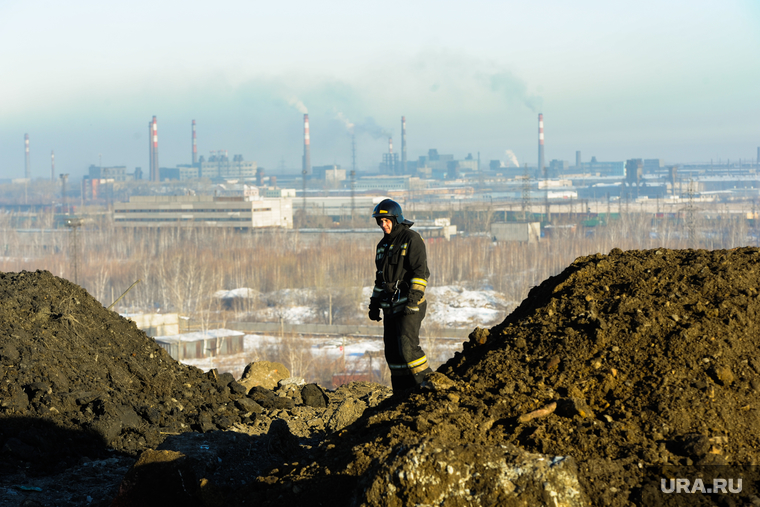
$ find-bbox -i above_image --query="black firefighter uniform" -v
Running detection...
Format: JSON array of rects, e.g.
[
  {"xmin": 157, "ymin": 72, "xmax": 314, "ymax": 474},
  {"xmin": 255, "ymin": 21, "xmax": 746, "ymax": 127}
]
[{"xmin": 370, "ymin": 223, "xmax": 433, "ymax": 391}]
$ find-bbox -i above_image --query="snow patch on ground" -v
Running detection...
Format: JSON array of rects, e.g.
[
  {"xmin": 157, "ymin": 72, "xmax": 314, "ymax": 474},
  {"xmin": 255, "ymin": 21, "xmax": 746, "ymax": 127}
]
[{"xmin": 224, "ymin": 285, "xmax": 515, "ymax": 328}]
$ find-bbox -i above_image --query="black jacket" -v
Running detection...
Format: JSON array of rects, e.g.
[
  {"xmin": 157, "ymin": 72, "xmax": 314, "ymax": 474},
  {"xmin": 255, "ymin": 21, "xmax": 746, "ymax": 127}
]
[{"xmin": 370, "ymin": 224, "xmax": 429, "ymax": 311}]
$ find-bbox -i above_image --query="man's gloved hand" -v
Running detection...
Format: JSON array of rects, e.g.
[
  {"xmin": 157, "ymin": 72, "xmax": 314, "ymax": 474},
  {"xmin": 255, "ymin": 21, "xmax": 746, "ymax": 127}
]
[
  {"xmin": 404, "ymin": 289, "xmax": 424, "ymax": 316},
  {"xmin": 368, "ymin": 305, "xmax": 382, "ymax": 322}
]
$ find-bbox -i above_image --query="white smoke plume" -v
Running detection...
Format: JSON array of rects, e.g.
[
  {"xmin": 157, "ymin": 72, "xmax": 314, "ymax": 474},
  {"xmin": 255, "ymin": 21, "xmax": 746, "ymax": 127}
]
[
  {"xmin": 489, "ymin": 71, "xmax": 543, "ymax": 113},
  {"xmin": 505, "ymin": 150, "xmax": 520, "ymax": 167},
  {"xmin": 336, "ymin": 112, "xmax": 354, "ymax": 132},
  {"xmin": 288, "ymin": 97, "xmax": 308, "ymax": 114},
  {"xmin": 354, "ymin": 117, "xmax": 391, "ymax": 139}
]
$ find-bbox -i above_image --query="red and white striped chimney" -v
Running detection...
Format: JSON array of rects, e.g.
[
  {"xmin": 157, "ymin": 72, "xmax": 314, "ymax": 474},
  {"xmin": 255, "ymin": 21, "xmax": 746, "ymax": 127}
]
[
  {"xmin": 151, "ymin": 116, "xmax": 159, "ymax": 181},
  {"xmin": 302, "ymin": 114, "xmax": 311, "ymax": 175},
  {"xmin": 24, "ymin": 134, "xmax": 30, "ymax": 179},
  {"xmin": 148, "ymin": 121, "xmax": 153, "ymax": 180},
  {"xmin": 192, "ymin": 120, "xmax": 197, "ymax": 165},
  {"xmin": 538, "ymin": 113, "xmax": 545, "ymax": 175}
]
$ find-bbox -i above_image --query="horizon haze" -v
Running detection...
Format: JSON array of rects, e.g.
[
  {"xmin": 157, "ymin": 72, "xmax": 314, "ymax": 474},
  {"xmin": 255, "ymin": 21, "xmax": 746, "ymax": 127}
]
[{"xmin": 1, "ymin": 0, "xmax": 759, "ymax": 180}]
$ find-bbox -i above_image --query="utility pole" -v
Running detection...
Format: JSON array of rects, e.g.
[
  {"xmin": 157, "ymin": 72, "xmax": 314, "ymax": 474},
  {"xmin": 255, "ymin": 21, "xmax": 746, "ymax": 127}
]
[
  {"xmin": 302, "ymin": 169, "xmax": 308, "ymax": 226},
  {"xmin": 60, "ymin": 174, "xmax": 69, "ymax": 213},
  {"xmin": 521, "ymin": 163, "xmax": 530, "ymax": 221},
  {"xmin": 65, "ymin": 217, "xmax": 83, "ymax": 284},
  {"xmin": 351, "ymin": 132, "xmax": 356, "ymax": 226}
]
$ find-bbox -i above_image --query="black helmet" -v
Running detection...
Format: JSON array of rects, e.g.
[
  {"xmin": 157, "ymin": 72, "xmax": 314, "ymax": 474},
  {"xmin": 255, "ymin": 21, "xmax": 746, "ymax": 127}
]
[{"xmin": 372, "ymin": 199, "xmax": 413, "ymax": 226}]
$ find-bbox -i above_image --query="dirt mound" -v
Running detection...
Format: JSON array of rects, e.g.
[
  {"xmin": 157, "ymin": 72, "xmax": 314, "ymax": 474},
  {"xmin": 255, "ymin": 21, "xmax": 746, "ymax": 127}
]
[
  {"xmin": 242, "ymin": 248, "xmax": 760, "ymax": 506},
  {"xmin": 0, "ymin": 270, "xmax": 245, "ymax": 471},
  {"xmin": 0, "ymin": 269, "xmax": 392, "ymax": 505}
]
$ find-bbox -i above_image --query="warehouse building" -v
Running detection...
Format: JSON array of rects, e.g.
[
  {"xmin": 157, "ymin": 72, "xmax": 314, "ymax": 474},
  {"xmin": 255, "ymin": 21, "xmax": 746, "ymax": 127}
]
[{"xmin": 113, "ymin": 195, "xmax": 292, "ymax": 228}]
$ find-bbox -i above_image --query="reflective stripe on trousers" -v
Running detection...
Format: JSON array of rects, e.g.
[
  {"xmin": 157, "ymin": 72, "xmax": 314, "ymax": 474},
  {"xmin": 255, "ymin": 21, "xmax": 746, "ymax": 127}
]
[{"xmin": 383, "ymin": 300, "xmax": 431, "ymax": 392}]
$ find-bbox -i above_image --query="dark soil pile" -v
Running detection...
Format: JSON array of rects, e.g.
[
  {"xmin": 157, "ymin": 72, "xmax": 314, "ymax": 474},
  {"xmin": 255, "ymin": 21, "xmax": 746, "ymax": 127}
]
[
  {"xmin": 0, "ymin": 270, "xmax": 257, "ymax": 474},
  {"xmin": 0, "ymin": 269, "xmax": 390, "ymax": 506},
  {"xmin": 243, "ymin": 248, "xmax": 760, "ymax": 506}
]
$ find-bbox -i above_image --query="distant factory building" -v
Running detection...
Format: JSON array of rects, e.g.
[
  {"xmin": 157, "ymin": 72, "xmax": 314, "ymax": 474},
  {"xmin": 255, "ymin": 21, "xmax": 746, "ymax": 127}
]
[
  {"xmin": 175, "ymin": 153, "xmax": 257, "ymax": 181},
  {"xmin": 295, "ymin": 195, "xmax": 385, "ymax": 218},
  {"xmin": 155, "ymin": 329, "xmax": 245, "ymax": 361},
  {"xmin": 83, "ymin": 165, "xmax": 141, "ymax": 202},
  {"xmin": 313, "ymin": 165, "xmax": 346, "ymax": 185},
  {"xmin": 113, "ymin": 195, "xmax": 292, "ymax": 229},
  {"xmin": 354, "ymin": 175, "xmax": 423, "ymax": 191},
  {"xmin": 580, "ymin": 157, "xmax": 625, "ymax": 177},
  {"xmin": 491, "ymin": 222, "xmax": 541, "ymax": 243},
  {"xmin": 644, "ymin": 159, "xmax": 663, "ymax": 173},
  {"xmin": 548, "ymin": 160, "xmax": 569, "ymax": 177},
  {"xmin": 381, "ymin": 152, "xmax": 399, "ymax": 174},
  {"xmin": 88, "ymin": 165, "xmax": 129, "ymax": 181}
]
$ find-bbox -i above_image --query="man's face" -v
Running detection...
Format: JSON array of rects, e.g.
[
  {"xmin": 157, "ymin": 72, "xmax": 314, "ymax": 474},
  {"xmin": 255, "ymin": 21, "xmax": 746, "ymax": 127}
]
[{"xmin": 379, "ymin": 217, "xmax": 393, "ymax": 235}]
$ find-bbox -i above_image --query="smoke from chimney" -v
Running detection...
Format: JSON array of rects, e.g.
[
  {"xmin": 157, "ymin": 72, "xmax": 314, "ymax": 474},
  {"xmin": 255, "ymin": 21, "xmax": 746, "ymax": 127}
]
[
  {"xmin": 289, "ymin": 98, "xmax": 308, "ymax": 114},
  {"xmin": 336, "ymin": 112, "xmax": 354, "ymax": 132},
  {"xmin": 51, "ymin": 150, "xmax": 55, "ymax": 182},
  {"xmin": 505, "ymin": 150, "xmax": 519, "ymax": 167}
]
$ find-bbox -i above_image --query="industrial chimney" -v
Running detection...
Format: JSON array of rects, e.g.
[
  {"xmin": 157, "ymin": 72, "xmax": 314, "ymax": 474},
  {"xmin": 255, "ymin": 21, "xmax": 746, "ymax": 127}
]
[
  {"xmin": 302, "ymin": 114, "xmax": 311, "ymax": 175},
  {"xmin": 538, "ymin": 114, "xmax": 545, "ymax": 176},
  {"xmin": 389, "ymin": 137, "xmax": 395, "ymax": 174},
  {"xmin": 576, "ymin": 150, "xmax": 581, "ymax": 169},
  {"xmin": 148, "ymin": 121, "xmax": 153, "ymax": 180},
  {"xmin": 24, "ymin": 134, "xmax": 30, "ymax": 179},
  {"xmin": 192, "ymin": 120, "xmax": 197, "ymax": 165},
  {"xmin": 401, "ymin": 116, "xmax": 407, "ymax": 174},
  {"xmin": 151, "ymin": 116, "xmax": 159, "ymax": 181}
]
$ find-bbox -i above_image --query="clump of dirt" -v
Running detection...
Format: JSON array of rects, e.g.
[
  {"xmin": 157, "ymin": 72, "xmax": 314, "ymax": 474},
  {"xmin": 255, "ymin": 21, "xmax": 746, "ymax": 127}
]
[{"xmin": 242, "ymin": 248, "xmax": 760, "ymax": 506}]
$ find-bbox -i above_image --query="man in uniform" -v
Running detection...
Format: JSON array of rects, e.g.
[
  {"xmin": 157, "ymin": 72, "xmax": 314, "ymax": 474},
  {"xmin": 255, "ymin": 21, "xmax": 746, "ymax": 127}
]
[{"xmin": 368, "ymin": 199, "xmax": 433, "ymax": 392}]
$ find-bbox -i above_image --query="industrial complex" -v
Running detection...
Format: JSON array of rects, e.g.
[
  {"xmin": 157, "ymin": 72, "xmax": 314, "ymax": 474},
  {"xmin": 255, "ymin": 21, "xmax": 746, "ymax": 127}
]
[{"xmin": 7, "ymin": 113, "xmax": 760, "ymax": 238}]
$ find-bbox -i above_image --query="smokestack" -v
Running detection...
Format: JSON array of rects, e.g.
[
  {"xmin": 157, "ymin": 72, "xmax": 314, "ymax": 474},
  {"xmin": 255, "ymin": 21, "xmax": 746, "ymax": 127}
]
[
  {"xmin": 401, "ymin": 116, "xmax": 407, "ymax": 174},
  {"xmin": 388, "ymin": 137, "xmax": 393, "ymax": 154},
  {"xmin": 51, "ymin": 150, "xmax": 55, "ymax": 182},
  {"xmin": 192, "ymin": 120, "xmax": 197, "ymax": 165},
  {"xmin": 538, "ymin": 113, "xmax": 545, "ymax": 175},
  {"xmin": 302, "ymin": 114, "xmax": 311, "ymax": 175},
  {"xmin": 24, "ymin": 134, "xmax": 30, "ymax": 179},
  {"xmin": 149, "ymin": 121, "xmax": 153, "ymax": 180},
  {"xmin": 576, "ymin": 151, "xmax": 581, "ymax": 169},
  {"xmin": 151, "ymin": 116, "xmax": 159, "ymax": 182}
]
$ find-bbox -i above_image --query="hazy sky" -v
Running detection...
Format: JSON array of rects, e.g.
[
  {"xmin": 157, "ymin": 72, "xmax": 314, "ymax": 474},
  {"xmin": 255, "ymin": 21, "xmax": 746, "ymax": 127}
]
[{"xmin": 1, "ymin": 0, "xmax": 759, "ymax": 180}]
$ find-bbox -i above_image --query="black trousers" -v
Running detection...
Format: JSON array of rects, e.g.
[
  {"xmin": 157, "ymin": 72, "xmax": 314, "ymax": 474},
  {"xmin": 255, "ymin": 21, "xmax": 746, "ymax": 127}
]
[{"xmin": 383, "ymin": 300, "xmax": 432, "ymax": 392}]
